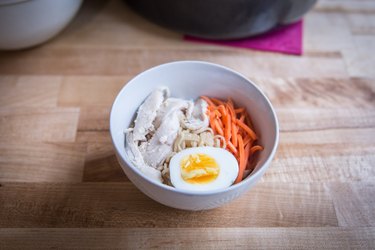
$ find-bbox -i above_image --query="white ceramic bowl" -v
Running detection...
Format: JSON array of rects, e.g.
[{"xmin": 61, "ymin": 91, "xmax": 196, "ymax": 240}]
[
  {"xmin": 0, "ymin": 0, "xmax": 82, "ymax": 50},
  {"xmin": 110, "ymin": 61, "xmax": 279, "ymax": 211}
]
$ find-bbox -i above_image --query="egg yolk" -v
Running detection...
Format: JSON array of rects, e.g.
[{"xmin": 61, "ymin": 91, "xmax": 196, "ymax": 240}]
[{"xmin": 180, "ymin": 153, "xmax": 220, "ymax": 184}]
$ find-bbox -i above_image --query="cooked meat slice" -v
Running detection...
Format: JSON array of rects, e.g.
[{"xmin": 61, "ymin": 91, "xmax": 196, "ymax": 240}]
[
  {"xmin": 133, "ymin": 87, "xmax": 169, "ymax": 141},
  {"xmin": 143, "ymin": 110, "xmax": 182, "ymax": 168},
  {"xmin": 125, "ymin": 132, "xmax": 163, "ymax": 183},
  {"xmin": 153, "ymin": 98, "xmax": 191, "ymax": 129},
  {"xmin": 182, "ymin": 98, "xmax": 209, "ymax": 132}
]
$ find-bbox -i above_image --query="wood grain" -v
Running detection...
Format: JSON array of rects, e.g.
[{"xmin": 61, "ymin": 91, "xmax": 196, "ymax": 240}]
[
  {"xmin": 61, "ymin": 76, "xmax": 375, "ymax": 133},
  {"xmin": 0, "ymin": 142, "xmax": 86, "ymax": 182},
  {"xmin": 58, "ymin": 76, "xmax": 125, "ymax": 107},
  {"xmin": 277, "ymin": 108, "xmax": 375, "ymax": 132},
  {"xmin": 327, "ymin": 182, "xmax": 375, "ymax": 227},
  {"xmin": 0, "ymin": 0, "xmax": 375, "ymax": 247},
  {"xmin": 0, "ymin": 107, "xmax": 79, "ymax": 142},
  {"xmin": 280, "ymin": 128, "xmax": 375, "ymax": 145},
  {"xmin": 0, "ymin": 76, "xmax": 61, "ymax": 108},
  {"xmin": 342, "ymin": 36, "xmax": 375, "ymax": 78},
  {"xmin": 304, "ymin": 11, "xmax": 354, "ymax": 52},
  {"xmin": 74, "ymin": 137, "xmax": 375, "ymax": 184},
  {"xmin": 0, "ymin": 182, "xmax": 337, "ymax": 227},
  {"xmin": 264, "ymin": 143, "xmax": 375, "ymax": 182},
  {"xmin": 340, "ymin": 1, "xmax": 375, "ymax": 35},
  {"xmin": 78, "ymin": 106, "xmax": 111, "ymax": 131},
  {"xmin": 83, "ymin": 155, "xmax": 128, "ymax": 182},
  {"xmin": 75, "ymin": 131, "xmax": 127, "ymax": 182},
  {"xmin": 2, "ymin": 227, "xmax": 374, "ymax": 250},
  {"xmin": 254, "ymin": 78, "xmax": 375, "ymax": 109},
  {"xmin": 76, "ymin": 131, "xmax": 113, "ymax": 159},
  {"xmin": 0, "ymin": 47, "xmax": 348, "ymax": 78}
]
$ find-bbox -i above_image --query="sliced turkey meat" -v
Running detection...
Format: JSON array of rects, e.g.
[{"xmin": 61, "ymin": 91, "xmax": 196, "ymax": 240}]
[
  {"xmin": 153, "ymin": 97, "xmax": 191, "ymax": 129},
  {"xmin": 143, "ymin": 109, "xmax": 182, "ymax": 169},
  {"xmin": 132, "ymin": 87, "xmax": 169, "ymax": 141},
  {"xmin": 125, "ymin": 132, "xmax": 163, "ymax": 183},
  {"xmin": 181, "ymin": 98, "xmax": 209, "ymax": 133}
]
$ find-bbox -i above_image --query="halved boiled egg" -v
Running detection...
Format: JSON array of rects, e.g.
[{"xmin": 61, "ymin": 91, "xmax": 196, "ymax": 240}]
[{"xmin": 169, "ymin": 147, "xmax": 239, "ymax": 191}]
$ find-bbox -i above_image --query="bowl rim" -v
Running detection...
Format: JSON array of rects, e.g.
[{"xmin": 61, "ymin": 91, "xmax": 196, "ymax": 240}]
[{"xmin": 110, "ymin": 60, "xmax": 279, "ymax": 196}]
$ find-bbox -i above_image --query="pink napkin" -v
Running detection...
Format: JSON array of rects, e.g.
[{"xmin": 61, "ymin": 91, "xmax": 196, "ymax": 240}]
[{"xmin": 184, "ymin": 20, "xmax": 303, "ymax": 55}]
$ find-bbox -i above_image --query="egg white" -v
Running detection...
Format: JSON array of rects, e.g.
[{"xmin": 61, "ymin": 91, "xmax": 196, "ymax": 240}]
[{"xmin": 169, "ymin": 146, "xmax": 239, "ymax": 191}]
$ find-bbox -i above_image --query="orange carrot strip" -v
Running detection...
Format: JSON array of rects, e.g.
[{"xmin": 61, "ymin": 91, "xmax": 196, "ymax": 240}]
[
  {"xmin": 231, "ymin": 122, "xmax": 238, "ymax": 147},
  {"xmin": 235, "ymin": 108, "xmax": 245, "ymax": 113},
  {"xmin": 217, "ymin": 117, "xmax": 223, "ymax": 128},
  {"xmin": 227, "ymin": 141, "xmax": 238, "ymax": 155},
  {"xmin": 226, "ymin": 102, "xmax": 236, "ymax": 120},
  {"xmin": 208, "ymin": 105, "xmax": 216, "ymax": 112},
  {"xmin": 211, "ymin": 97, "xmax": 225, "ymax": 106},
  {"xmin": 217, "ymin": 105, "xmax": 227, "ymax": 119},
  {"xmin": 235, "ymin": 115, "xmax": 246, "ymax": 139},
  {"xmin": 208, "ymin": 112, "xmax": 214, "ymax": 123},
  {"xmin": 244, "ymin": 143, "xmax": 251, "ymax": 170},
  {"xmin": 218, "ymin": 105, "xmax": 227, "ymax": 116},
  {"xmin": 224, "ymin": 112, "xmax": 231, "ymax": 142},
  {"xmin": 209, "ymin": 113, "xmax": 217, "ymax": 134},
  {"xmin": 200, "ymin": 96, "xmax": 216, "ymax": 107},
  {"xmin": 214, "ymin": 110, "xmax": 221, "ymax": 117},
  {"xmin": 243, "ymin": 135, "xmax": 252, "ymax": 146},
  {"xmin": 239, "ymin": 114, "xmax": 245, "ymax": 122},
  {"xmin": 213, "ymin": 119, "xmax": 224, "ymax": 136},
  {"xmin": 216, "ymin": 104, "xmax": 230, "ymax": 142},
  {"xmin": 227, "ymin": 108, "xmax": 236, "ymax": 124},
  {"xmin": 250, "ymin": 145, "xmax": 263, "ymax": 155},
  {"xmin": 234, "ymin": 135, "xmax": 245, "ymax": 184},
  {"xmin": 235, "ymin": 119, "xmax": 257, "ymax": 140}
]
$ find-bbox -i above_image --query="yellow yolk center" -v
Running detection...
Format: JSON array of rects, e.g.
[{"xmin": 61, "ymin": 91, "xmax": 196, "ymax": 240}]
[{"xmin": 180, "ymin": 153, "xmax": 220, "ymax": 184}]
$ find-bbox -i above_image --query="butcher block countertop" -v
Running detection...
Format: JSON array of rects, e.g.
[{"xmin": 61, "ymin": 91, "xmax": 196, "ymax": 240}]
[{"xmin": 1, "ymin": 0, "xmax": 375, "ymax": 249}]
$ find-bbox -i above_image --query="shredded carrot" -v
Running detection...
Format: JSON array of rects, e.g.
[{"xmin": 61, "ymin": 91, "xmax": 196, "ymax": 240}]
[
  {"xmin": 209, "ymin": 113, "xmax": 217, "ymax": 134},
  {"xmin": 250, "ymin": 145, "xmax": 263, "ymax": 155},
  {"xmin": 224, "ymin": 112, "xmax": 231, "ymax": 142},
  {"xmin": 201, "ymin": 96, "xmax": 263, "ymax": 183},
  {"xmin": 244, "ymin": 143, "xmax": 251, "ymax": 160},
  {"xmin": 211, "ymin": 97, "xmax": 225, "ymax": 106},
  {"xmin": 200, "ymin": 96, "xmax": 216, "ymax": 107},
  {"xmin": 226, "ymin": 101, "xmax": 236, "ymax": 118},
  {"xmin": 218, "ymin": 105, "xmax": 227, "ymax": 116},
  {"xmin": 208, "ymin": 105, "xmax": 216, "ymax": 112},
  {"xmin": 235, "ymin": 119, "xmax": 257, "ymax": 140},
  {"xmin": 243, "ymin": 135, "xmax": 252, "ymax": 146},
  {"xmin": 235, "ymin": 108, "xmax": 245, "ymax": 113},
  {"xmin": 213, "ymin": 119, "xmax": 224, "ymax": 136},
  {"xmin": 244, "ymin": 143, "xmax": 251, "ymax": 170},
  {"xmin": 227, "ymin": 98, "xmax": 234, "ymax": 110},
  {"xmin": 214, "ymin": 109, "xmax": 221, "ymax": 117},
  {"xmin": 231, "ymin": 122, "xmax": 238, "ymax": 147},
  {"xmin": 234, "ymin": 135, "xmax": 245, "ymax": 184},
  {"xmin": 227, "ymin": 141, "xmax": 238, "ymax": 155}
]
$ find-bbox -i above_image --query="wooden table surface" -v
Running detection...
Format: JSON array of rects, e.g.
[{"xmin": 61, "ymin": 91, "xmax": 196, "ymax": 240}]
[{"xmin": 1, "ymin": 0, "xmax": 374, "ymax": 249}]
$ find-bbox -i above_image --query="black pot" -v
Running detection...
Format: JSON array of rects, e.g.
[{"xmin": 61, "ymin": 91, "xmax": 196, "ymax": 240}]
[{"xmin": 125, "ymin": 0, "xmax": 317, "ymax": 40}]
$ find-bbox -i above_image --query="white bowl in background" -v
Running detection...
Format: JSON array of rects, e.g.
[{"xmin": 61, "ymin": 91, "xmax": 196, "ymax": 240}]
[
  {"xmin": 0, "ymin": 0, "xmax": 82, "ymax": 50},
  {"xmin": 110, "ymin": 61, "xmax": 279, "ymax": 211}
]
